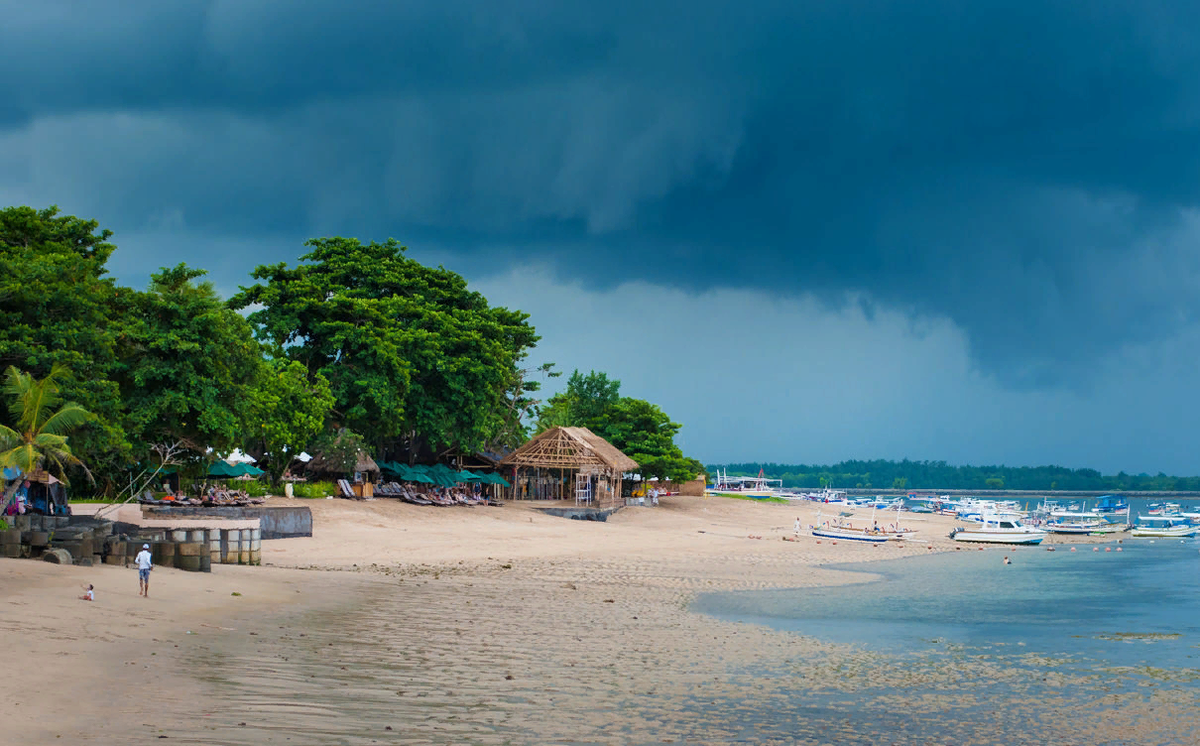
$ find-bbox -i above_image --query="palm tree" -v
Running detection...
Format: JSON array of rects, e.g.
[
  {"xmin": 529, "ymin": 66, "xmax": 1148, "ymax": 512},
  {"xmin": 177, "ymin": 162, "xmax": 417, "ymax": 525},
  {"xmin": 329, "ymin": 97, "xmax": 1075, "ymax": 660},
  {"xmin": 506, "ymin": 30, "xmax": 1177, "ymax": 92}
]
[{"xmin": 0, "ymin": 364, "xmax": 92, "ymax": 509}]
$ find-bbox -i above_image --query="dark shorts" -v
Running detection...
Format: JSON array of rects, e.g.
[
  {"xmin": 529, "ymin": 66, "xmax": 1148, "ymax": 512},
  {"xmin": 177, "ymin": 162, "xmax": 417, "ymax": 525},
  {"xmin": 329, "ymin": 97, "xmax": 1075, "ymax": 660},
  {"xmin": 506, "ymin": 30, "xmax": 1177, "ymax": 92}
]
[{"xmin": 139, "ymin": 568, "xmax": 150, "ymax": 582}]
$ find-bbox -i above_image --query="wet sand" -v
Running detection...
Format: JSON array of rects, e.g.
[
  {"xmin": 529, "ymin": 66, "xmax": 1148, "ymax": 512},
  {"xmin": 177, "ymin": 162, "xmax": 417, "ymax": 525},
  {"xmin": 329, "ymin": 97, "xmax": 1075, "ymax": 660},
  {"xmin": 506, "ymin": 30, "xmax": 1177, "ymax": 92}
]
[{"xmin": 2, "ymin": 496, "xmax": 1185, "ymax": 744}]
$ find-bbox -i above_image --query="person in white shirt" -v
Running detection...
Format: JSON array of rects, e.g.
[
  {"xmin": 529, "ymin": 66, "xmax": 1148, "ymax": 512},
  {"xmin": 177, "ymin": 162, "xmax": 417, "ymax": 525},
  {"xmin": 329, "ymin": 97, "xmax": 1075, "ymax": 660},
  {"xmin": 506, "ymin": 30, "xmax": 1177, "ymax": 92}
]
[
  {"xmin": 794, "ymin": 516, "xmax": 801, "ymax": 535},
  {"xmin": 134, "ymin": 544, "xmax": 153, "ymax": 597},
  {"xmin": 79, "ymin": 583, "xmax": 94, "ymax": 601}
]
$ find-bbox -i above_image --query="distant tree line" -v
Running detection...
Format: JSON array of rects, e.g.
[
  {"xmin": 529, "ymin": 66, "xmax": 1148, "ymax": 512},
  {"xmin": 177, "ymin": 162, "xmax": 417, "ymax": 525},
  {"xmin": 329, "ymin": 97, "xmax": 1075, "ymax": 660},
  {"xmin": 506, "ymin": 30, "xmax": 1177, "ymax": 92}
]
[{"xmin": 708, "ymin": 459, "xmax": 1200, "ymax": 492}]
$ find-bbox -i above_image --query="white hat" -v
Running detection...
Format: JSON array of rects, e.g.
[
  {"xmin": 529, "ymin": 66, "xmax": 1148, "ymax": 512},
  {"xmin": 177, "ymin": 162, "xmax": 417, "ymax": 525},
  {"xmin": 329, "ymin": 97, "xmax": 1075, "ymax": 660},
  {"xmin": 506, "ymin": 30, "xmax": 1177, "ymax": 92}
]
[{"xmin": 142, "ymin": 543, "xmax": 150, "ymax": 549}]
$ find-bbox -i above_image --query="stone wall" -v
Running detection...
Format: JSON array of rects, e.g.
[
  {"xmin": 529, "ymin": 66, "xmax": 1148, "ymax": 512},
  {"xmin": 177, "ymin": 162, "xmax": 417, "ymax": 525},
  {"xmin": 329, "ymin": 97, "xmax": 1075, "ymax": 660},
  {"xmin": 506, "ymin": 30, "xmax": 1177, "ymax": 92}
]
[{"xmin": 141, "ymin": 505, "xmax": 313, "ymax": 538}]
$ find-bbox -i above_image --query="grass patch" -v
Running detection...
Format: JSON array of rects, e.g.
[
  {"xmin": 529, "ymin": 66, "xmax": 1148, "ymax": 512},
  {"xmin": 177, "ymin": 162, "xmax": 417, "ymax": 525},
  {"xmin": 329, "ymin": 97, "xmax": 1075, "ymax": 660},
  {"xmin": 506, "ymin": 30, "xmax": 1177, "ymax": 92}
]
[
  {"xmin": 292, "ymin": 481, "xmax": 338, "ymax": 499},
  {"xmin": 712, "ymin": 492, "xmax": 791, "ymax": 505}
]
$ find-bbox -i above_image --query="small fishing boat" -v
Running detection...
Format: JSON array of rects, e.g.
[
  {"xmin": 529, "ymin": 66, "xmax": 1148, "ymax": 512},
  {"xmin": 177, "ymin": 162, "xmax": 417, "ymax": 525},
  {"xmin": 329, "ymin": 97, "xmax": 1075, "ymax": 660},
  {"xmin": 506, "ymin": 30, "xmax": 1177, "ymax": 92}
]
[
  {"xmin": 950, "ymin": 514, "xmax": 1047, "ymax": 545},
  {"xmin": 1129, "ymin": 515, "xmax": 1199, "ymax": 538},
  {"xmin": 811, "ymin": 523, "xmax": 890, "ymax": 543},
  {"xmin": 1046, "ymin": 520, "xmax": 1127, "ymax": 535},
  {"xmin": 810, "ymin": 510, "xmax": 889, "ymax": 543}
]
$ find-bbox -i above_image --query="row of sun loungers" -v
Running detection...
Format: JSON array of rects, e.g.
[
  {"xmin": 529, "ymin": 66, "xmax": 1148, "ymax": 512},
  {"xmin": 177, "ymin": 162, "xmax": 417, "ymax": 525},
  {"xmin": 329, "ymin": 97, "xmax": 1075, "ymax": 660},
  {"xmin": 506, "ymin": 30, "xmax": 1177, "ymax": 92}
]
[{"xmin": 373, "ymin": 481, "xmax": 502, "ymax": 507}]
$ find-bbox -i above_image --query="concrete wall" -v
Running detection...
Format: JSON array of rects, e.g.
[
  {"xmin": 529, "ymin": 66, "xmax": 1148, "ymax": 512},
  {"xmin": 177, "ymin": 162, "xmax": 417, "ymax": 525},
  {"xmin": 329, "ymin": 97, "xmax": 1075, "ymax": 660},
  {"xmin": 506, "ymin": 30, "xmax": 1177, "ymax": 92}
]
[{"xmin": 141, "ymin": 506, "xmax": 313, "ymax": 538}]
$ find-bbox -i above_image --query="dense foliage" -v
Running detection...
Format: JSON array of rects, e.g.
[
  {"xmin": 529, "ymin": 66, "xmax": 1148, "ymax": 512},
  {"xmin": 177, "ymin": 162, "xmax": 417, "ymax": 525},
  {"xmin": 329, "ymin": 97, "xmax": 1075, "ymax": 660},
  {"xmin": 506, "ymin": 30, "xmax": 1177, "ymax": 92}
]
[
  {"xmin": 536, "ymin": 370, "xmax": 703, "ymax": 482},
  {"xmin": 0, "ymin": 205, "xmax": 698, "ymax": 493},
  {"xmin": 230, "ymin": 237, "xmax": 541, "ymax": 458},
  {"xmin": 711, "ymin": 459, "xmax": 1200, "ymax": 492}
]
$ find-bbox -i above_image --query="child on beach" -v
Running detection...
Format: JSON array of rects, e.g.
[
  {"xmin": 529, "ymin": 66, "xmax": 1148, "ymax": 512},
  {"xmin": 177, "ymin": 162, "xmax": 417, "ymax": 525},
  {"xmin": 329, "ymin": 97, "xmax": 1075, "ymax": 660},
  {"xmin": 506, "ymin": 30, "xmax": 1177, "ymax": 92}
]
[{"xmin": 79, "ymin": 583, "xmax": 94, "ymax": 601}]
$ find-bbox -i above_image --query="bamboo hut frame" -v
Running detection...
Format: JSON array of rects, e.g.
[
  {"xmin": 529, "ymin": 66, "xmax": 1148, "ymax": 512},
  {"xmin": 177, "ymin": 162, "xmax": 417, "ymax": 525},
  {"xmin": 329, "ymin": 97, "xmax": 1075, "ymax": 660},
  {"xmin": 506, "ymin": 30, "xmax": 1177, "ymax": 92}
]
[{"xmin": 500, "ymin": 427, "xmax": 638, "ymax": 510}]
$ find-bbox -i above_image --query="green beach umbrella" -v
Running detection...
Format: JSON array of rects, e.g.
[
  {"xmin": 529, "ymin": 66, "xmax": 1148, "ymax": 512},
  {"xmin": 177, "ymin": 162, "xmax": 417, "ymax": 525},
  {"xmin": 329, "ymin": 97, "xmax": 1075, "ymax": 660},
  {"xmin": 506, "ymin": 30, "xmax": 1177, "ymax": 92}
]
[{"xmin": 207, "ymin": 460, "xmax": 240, "ymax": 478}]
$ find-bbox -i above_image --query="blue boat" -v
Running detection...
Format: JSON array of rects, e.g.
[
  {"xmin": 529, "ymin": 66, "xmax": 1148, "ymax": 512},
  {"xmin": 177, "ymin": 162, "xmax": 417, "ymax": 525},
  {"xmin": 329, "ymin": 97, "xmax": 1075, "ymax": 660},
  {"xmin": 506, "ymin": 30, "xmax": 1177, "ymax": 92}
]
[{"xmin": 1094, "ymin": 495, "xmax": 1129, "ymax": 515}]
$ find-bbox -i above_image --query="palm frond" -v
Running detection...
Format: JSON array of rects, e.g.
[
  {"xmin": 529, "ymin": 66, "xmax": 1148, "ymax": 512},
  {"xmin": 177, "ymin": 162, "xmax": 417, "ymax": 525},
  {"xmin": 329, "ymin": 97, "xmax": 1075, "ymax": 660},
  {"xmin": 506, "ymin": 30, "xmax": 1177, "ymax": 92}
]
[{"xmin": 38, "ymin": 403, "xmax": 92, "ymax": 436}]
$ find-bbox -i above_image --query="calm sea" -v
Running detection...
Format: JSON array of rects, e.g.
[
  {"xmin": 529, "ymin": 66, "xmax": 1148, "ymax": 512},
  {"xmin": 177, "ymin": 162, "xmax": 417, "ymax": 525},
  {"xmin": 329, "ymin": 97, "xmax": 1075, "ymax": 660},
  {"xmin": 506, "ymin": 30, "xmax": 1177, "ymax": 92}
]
[{"xmin": 693, "ymin": 535, "xmax": 1200, "ymax": 744}]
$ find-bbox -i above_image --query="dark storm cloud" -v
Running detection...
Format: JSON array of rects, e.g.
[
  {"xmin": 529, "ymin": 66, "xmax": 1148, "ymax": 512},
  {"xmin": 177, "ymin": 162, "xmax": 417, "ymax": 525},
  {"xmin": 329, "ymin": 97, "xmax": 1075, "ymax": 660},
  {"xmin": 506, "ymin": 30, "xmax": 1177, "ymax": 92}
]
[{"xmin": 4, "ymin": 0, "xmax": 1200, "ymax": 385}]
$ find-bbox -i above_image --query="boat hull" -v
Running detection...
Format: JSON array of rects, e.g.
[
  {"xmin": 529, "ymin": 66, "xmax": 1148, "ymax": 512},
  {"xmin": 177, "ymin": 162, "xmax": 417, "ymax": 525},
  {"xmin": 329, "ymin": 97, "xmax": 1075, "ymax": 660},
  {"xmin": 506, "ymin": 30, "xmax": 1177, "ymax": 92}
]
[
  {"xmin": 951, "ymin": 530, "xmax": 1046, "ymax": 545},
  {"xmin": 1130, "ymin": 526, "xmax": 1199, "ymax": 538},
  {"xmin": 811, "ymin": 528, "xmax": 889, "ymax": 543}
]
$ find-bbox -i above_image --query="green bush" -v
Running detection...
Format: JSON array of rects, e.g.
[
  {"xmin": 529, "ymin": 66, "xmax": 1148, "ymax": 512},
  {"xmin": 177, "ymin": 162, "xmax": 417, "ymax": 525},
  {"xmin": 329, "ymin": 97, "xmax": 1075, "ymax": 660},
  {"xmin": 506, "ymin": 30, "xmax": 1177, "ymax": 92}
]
[
  {"xmin": 0, "ymin": 518, "xmax": 7, "ymax": 530},
  {"xmin": 240, "ymin": 480, "xmax": 273, "ymax": 498},
  {"xmin": 292, "ymin": 481, "xmax": 337, "ymax": 499}
]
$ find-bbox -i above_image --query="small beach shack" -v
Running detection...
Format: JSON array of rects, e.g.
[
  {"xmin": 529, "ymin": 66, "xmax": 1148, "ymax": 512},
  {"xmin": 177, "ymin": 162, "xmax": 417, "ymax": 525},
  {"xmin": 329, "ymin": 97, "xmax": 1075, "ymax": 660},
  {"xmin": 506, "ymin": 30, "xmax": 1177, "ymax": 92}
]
[{"xmin": 500, "ymin": 427, "xmax": 637, "ymax": 509}]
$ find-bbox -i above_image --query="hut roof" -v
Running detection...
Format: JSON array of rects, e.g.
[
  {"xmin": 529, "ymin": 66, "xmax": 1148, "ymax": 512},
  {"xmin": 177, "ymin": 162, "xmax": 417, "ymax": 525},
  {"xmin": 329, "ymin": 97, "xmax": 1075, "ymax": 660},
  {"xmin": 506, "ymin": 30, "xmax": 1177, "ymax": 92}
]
[
  {"xmin": 500, "ymin": 427, "xmax": 638, "ymax": 473},
  {"xmin": 306, "ymin": 445, "xmax": 380, "ymax": 476}
]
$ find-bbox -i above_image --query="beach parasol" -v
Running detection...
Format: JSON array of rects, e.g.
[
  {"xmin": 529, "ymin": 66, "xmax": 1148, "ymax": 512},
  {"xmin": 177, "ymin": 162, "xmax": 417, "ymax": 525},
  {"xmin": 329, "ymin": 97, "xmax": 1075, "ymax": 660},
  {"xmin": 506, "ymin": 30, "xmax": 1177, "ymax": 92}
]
[{"xmin": 207, "ymin": 460, "xmax": 240, "ymax": 478}]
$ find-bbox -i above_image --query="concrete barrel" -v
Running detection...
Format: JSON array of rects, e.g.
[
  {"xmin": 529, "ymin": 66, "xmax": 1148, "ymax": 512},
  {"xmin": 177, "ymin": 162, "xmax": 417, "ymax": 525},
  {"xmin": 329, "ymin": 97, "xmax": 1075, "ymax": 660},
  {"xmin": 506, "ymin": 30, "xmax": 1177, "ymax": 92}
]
[
  {"xmin": 249, "ymin": 527, "xmax": 261, "ymax": 565},
  {"xmin": 28, "ymin": 531, "xmax": 49, "ymax": 547},
  {"xmin": 176, "ymin": 555, "xmax": 202, "ymax": 572},
  {"xmin": 238, "ymin": 530, "xmax": 250, "ymax": 565},
  {"xmin": 188, "ymin": 529, "xmax": 206, "ymax": 543},
  {"xmin": 222, "ymin": 529, "xmax": 240, "ymax": 564},
  {"xmin": 0, "ymin": 528, "xmax": 20, "ymax": 545},
  {"xmin": 2, "ymin": 544, "xmax": 20, "ymax": 558},
  {"xmin": 43, "ymin": 548, "xmax": 71, "ymax": 564},
  {"xmin": 153, "ymin": 541, "xmax": 176, "ymax": 569},
  {"xmin": 198, "ymin": 554, "xmax": 212, "ymax": 572},
  {"xmin": 176, "ymin": 542, "xmax": 204, "ymax": 556},
  {"xmin": 170, "ymin": 529, "xmax": 188, "ymax": 543},
  {"xmin": 208, "ymin": 529, "xmax": 221, "ymax": 565},
  {"xmin": 13, "ymin": 514, "xmax": 31, "ymax": 531}
]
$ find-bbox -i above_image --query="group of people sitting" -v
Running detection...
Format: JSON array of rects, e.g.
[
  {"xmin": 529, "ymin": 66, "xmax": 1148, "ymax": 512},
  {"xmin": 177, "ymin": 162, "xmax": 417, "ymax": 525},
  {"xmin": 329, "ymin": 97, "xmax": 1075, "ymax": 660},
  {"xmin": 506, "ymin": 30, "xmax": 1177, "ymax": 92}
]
[
  {"xmin": 138, "ymin": 484, "xmax": 265, "ymax": 507},
  {"xmin": 374, "ymin": 481, "xmax": 498, "ymax": 507}
]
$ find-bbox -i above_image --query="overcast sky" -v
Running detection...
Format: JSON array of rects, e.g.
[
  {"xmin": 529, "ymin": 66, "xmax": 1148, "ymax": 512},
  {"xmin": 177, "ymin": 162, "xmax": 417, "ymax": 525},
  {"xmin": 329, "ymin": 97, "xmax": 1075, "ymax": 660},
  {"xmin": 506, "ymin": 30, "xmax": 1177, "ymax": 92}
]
[{"xmin": 4, "ymin": 1, "xmax": 1200, "ymax": 473}]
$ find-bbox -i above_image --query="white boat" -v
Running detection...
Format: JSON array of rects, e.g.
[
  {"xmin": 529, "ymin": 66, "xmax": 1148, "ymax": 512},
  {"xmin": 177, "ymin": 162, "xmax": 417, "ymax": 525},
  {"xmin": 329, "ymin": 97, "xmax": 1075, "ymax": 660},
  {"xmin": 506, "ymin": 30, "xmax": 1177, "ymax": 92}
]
[
  {"xmin": 1129, "ymin": 515, "xmax": 1199, "ymax": 538},
  {"xmin": 950, "ymin": 514, "xmax": 1047, "ymax": 545},
  {"xmin": 706, "ymin": 469, "xmax": 784, "ymax": 499},
  {"xmin": 810, "ymin": 509, "xmax": 890, "ymax": 543},
  {"xmin": 811, "ymin": 524, "xmax": 890, "ymax": 543},
  {"xmin": 1046, "ymin": 520, "xmax": 1127, "ymax": 535}
]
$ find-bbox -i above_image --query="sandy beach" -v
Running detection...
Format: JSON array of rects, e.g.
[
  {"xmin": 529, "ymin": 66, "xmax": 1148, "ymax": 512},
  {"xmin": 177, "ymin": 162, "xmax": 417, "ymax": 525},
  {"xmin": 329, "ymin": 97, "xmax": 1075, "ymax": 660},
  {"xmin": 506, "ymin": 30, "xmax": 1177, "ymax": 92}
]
[{"xmin": 2, "ymin": 496, "xmax": 1188, "ymax": 744}]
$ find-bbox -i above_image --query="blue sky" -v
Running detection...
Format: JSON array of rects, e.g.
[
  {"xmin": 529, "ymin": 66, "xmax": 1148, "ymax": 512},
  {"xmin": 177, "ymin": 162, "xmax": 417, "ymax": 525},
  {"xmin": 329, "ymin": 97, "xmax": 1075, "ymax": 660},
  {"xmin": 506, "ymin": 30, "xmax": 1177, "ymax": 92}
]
[{"xmin": 4, "ymin": 1, "xmax": 1200, "ymax": 472}]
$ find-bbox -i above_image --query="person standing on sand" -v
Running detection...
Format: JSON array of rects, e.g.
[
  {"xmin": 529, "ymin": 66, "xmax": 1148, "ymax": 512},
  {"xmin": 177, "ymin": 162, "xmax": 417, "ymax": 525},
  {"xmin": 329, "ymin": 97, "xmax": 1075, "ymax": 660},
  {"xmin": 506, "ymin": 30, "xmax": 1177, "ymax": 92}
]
[
  {"xmin": 135, "ymin": 543, "xmax": 153, "ymax": 597},
  {"xmin": 794, "ymin": 517, "xmax": 801, "ymax": 534}
]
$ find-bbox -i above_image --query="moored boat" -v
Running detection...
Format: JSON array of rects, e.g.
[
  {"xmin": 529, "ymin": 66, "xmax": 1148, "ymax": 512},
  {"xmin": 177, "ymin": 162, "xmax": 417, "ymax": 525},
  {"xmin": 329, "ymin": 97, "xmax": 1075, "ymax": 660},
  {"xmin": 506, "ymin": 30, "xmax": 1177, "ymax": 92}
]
[
  {"xmin": 950, "ymin": 514, "xmax": 1047, "ymax": 545},
  {"xmin": 1129, "ymin": 515, "xmax": 1199, "ymax": 538}
]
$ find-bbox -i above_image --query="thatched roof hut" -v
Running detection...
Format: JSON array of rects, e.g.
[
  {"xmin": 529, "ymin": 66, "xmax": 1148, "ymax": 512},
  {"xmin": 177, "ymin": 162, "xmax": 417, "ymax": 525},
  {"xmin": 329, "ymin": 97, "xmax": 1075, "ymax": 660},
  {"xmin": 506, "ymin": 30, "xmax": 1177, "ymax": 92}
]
[
  {"xmin": 305, "ymin": 439, "xmax": 379, "ymax": 481},
  {"xmin": 501, "ymin": 427, "xmax": 637, "ymax": 508}
]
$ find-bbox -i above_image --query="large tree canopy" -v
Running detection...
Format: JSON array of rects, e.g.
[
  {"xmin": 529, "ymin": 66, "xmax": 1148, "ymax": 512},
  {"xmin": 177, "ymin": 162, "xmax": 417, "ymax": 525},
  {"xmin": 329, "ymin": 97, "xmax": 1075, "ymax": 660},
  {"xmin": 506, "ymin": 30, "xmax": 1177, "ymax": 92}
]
[
  {"xmin": 115, "ymin": 264, "xmax": 266, "ymax": 457},
  {"xmin": 230, "ymin": 237, "xmax": 540, "ymax": 455},
  {"xmin": 0, "ymin": 206, "xmax": 128, "ymax": 477}
]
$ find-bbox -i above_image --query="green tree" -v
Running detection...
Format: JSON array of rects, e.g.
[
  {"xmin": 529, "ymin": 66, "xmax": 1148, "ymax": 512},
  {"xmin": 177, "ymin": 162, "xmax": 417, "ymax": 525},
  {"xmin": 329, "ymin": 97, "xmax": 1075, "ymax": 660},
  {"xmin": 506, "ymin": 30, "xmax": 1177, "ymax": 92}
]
[
  {"xmin": 535, "ymin": 369, "xmax": 701, "ymax": 483},
  {"xmin": 600, "ymin": 397, "xmax": 699, "ymax": 482},
  {"xmin": 535, "ymin": 369, "xmax": 620, "ymax": 434},
  {"xmin": 0, "ymin": 365, "xmax": 92, "ymax": 507},
  {"xmin": 231, "ymin": 237, "xmax": 539, "ymax": 456},
  {"xmin": 116, "ymin": 264, "xmax": 265, "ymax": 458},
  {"xmin": 985, "ymin": 477, "xmax": 1005, "ymax": 489},
  {"xmin": 0, "ymin": 206, "xmax": 128, "ymax": 477},
  {"xmin": 245, "ymin": 360, "xmax": 335, "ymax": 484},
  {"xmin": 892, "ymin": 477, "xmax": 907, "ymax": 490}
]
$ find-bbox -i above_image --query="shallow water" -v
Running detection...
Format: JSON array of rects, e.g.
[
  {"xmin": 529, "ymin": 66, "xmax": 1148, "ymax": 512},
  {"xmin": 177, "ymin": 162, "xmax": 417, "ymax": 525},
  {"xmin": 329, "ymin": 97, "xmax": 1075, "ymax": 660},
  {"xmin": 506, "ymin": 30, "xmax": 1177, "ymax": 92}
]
[{"xmin": 694, "ymin": 538, "xmax": 1200, "ymax": 743}]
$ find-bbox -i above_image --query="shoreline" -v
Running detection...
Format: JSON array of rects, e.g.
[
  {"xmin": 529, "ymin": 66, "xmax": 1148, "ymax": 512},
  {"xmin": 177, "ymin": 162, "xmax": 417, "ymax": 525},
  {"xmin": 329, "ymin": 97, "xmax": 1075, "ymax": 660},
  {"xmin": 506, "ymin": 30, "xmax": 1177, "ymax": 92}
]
[{"xmin": 1, "ymin": 495, "xmax": 1171, "ymax": 743}]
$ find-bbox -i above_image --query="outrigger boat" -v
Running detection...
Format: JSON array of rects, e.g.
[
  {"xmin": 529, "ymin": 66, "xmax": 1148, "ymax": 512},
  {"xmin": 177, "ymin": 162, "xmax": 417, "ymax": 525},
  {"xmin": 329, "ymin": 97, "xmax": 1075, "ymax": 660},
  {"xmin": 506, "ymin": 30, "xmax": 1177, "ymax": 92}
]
[
  {"xmin": 706, "ymin": 469, "xmax": 784, "ymax": 499},
  {"xmin": 810, "ymin": 509, "xmax": 890, "ymax": 543},
  {"xmin": 1129, "ymin": 515, "xmax": 1199, "ymax": 538}
]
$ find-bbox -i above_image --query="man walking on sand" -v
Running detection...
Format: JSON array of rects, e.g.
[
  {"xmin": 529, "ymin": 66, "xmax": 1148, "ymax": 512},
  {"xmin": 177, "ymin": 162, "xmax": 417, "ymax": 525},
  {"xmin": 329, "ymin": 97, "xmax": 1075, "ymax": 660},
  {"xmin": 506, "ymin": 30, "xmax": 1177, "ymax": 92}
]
[{"xmin": 135, "ymin": 543, "xmax": 153, "ymax": 597}]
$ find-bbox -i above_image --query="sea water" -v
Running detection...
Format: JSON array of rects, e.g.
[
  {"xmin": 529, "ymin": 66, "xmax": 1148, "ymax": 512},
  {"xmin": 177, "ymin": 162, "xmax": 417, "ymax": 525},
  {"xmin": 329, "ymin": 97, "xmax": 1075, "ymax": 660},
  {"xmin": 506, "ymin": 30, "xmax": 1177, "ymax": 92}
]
[{"xmin": 692, "ymin": 539, "xmax": 1200, "ymax": 744}]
